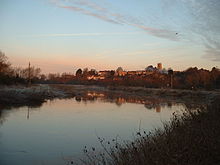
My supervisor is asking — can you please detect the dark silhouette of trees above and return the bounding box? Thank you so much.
[0,51,42,85]
[145,65,155,72]
[115,67,124,76]
[20,66,41,80]
[0,51,11,74]
[76,68,82,77]
[65,66,220,90]
[88,69,97,76]
[210,67,220,88]
[83,68,89,76]
[0,51,21,84]
[1,50,219,89]
[110,70,115,77]
[116,67,123,72]
[168,68,174,88]
[184,67,200,89]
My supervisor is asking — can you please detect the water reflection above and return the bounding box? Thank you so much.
[0,90,199,126]
[0,108,6,125]
[0,90,202,165]
[73,91,178,112]
[72,91,180,113]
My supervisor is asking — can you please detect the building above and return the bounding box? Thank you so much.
[98,70,114,77]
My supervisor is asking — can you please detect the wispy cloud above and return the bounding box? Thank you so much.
[49,0,220,61]
[204,45,220,62]
[49,0,178,41]
[130,23,178,41]
[162,0,220,61]
[59,5,121,24]
[203,36,220,61]
[23,32,139,38]
[185,0,220,61]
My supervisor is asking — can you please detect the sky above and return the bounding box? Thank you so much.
[0,0,220,73]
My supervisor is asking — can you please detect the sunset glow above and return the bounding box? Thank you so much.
[1,0,219,73]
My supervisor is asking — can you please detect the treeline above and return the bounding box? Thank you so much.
[0,51,41,85]
[173,67,220,89]
[46,67,220,90]
[1,51,220,89]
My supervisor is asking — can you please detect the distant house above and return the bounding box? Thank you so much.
[87,75,105,80]
[98,70,114,77]
[98,71,111,77]
[119,71,127,76]
[87,70,114,80]
[127,70,149,76]
[127,71,137,75]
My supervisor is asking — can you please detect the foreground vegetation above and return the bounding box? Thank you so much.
[78,96,220,165]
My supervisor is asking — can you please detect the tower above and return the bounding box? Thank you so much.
[157,63,162,70]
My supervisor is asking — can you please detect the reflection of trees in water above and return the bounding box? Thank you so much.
[71,91,187,112]
[156,106,161,113]
[75,92,105,103]
[75,91,206,113]
[144,102,173,112]
[0,104,42,125]
[168,102,172,108]
[0,91,205,125]
[184,103,207,112]
[75,96,82,102]
[0,108,7,125]
[115,98,126,107]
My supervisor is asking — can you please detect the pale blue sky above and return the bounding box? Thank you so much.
[0,0,219,73]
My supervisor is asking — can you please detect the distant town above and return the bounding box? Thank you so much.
[84,63,166,81]
[0,51,220,89]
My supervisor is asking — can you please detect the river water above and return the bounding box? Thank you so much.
[0,91,185,165]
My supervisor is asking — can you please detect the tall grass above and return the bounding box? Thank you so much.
[76,96,220,165]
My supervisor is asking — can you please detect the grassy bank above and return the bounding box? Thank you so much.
[107,86,220,102]
[79,96,220,165]
[1,84,219,109]
[51,84,220,101]
[0,85,66,107]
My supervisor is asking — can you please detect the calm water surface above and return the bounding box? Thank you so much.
[0,93,185,165]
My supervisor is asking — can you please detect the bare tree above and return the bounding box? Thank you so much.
[0,51,11,74]
[20,66,41,79]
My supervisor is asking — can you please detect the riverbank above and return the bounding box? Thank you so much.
[80,95,220,165]
[0,84,219,108]
[0,85,65,107]
[0,84,219,164]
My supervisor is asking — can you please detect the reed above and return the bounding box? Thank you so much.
[78,96,220,165]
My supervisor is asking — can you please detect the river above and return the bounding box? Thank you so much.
[0,91,185,165]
